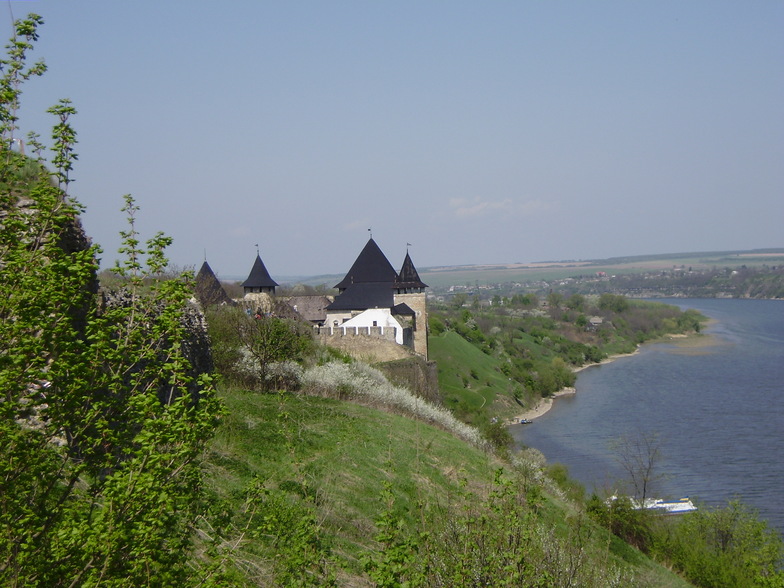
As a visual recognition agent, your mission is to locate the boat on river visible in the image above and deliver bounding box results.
[608,495,697,514]
[642,497,697,514]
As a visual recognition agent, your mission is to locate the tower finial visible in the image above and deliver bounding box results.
[255,243,259,255]
[368,227,372,239]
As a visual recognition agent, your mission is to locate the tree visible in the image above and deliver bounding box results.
[1,16,221,585]
[205,304,313,391]
[566,293,586,312]
[598,293,629,313]
[609,430,664,503]
[547,291,563,310]
[451,292,467,308]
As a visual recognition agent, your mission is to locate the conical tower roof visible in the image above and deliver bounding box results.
[241,254,278,289]
[333,238,397,290]
[394,251,428,290]
[195,261,233,306]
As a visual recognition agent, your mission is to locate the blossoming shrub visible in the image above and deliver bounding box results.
[302,361,489,451]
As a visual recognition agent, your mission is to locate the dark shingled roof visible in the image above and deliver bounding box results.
[392,302,415,316]
[394,252,428,290]
[241,254,279,289]
[194,261,234,307]
[326,282,394,311]
[333,238,397,290]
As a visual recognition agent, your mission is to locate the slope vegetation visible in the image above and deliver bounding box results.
[202,377,693,586]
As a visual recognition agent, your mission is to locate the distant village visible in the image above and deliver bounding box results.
[194,238,430,361]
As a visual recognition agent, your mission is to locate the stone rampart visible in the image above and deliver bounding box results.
[315,325,398,342]
[376,357,441,405]
[315,326,414,362]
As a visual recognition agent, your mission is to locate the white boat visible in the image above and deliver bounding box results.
[640,497,697,514]
[608,495,697,514]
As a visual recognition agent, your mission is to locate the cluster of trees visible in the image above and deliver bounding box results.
[573,265,784,299]
[1,16,223,585]
[587,495,784,587]
[204,303,314,391]
[429,292,706,424]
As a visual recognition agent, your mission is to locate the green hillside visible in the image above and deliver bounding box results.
[430,331,523,420]
[203,381,694,586]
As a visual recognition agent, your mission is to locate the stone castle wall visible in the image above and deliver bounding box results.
[315,326,415,362]
[393,291,428,359]
[376,357,441,405]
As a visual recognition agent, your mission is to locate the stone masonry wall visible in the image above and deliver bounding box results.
[316,327,414,363]
[376,356,441,405]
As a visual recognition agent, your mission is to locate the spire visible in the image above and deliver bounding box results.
[195,260,233,306]
[394,251,428,290]
[333,237,397,290]
[241,253,278,290]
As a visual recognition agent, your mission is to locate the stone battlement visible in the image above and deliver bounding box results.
[315,325,398,342]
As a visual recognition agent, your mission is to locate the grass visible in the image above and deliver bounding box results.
[428,331,520,420]
[202,379,694,586]
[205,384,500,574]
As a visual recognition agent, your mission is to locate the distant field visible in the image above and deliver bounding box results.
[271,248,784,289]
[419,249,784,289]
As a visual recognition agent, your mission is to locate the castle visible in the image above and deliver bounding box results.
[196,238,429,361]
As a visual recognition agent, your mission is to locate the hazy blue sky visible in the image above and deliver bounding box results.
[10,1,784,280]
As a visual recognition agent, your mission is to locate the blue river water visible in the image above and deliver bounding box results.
[510,298,784,534]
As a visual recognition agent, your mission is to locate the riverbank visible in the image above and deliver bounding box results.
[508,329,717,425]
[507,350,638,425]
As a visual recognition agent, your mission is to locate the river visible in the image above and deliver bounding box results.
[510,298,784,534]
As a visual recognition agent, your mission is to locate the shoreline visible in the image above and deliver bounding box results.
[507,350,638,424]
[508,329,717,425]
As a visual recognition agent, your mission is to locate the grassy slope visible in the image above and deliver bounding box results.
[429,331,522,420]
[206,386,498,576]
[204,382,692,586]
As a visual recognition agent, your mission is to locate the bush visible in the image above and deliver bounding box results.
[587,494,654,552]
[653,500,784,587]
[302,361,490,451]
[205,306,313,391]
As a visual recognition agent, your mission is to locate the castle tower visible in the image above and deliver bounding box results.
[393,251,428,359]
[241,253,278,305]
[194,260,233,307]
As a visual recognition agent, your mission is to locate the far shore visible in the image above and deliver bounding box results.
[507,328,718,425]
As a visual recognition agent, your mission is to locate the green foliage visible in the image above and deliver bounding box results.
[653,501,784,588]
[429,294,703,424]
[428,314,446,336]
[362,482,428,588]
[546,463,585,503]
[587,495,654,552]
[598,293,630,313]
[204,305,313,391]
[238,479,336,587]
[362,468,637,586]
[1,17,220,586]
[481,419,515,456]
[206,367,694,585]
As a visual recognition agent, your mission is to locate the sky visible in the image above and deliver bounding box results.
[8,1,784,280]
